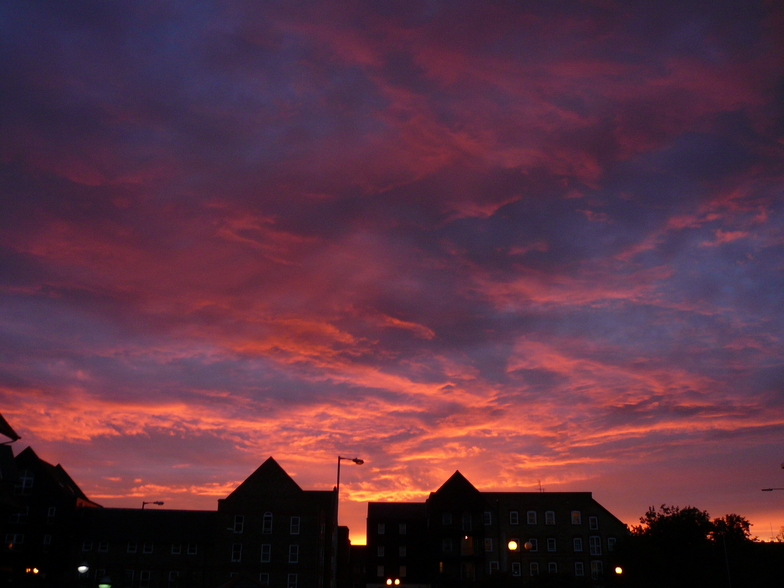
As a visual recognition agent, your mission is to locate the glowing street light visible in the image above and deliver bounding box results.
[615,566,623,574]
[385,579,400,586]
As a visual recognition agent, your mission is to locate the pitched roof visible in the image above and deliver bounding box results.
[428,470,485,509]
[0,413,20,442]
[15,446,100,505]
[222,457,303,503]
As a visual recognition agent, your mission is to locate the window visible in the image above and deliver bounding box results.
[571,511,581,525]
[512,562,521,576]
[128,542,138,554]
[168,571,178,588]
[575,562,584,576]
[99,541,109,552]
[484,538,493,552]
[530,562,539,576]
[442,538,453,552]
[527,510,537,525]
[589,536,601,556]
[234,515,244,533]
[461,536,474,556]
[545,511,555,525]
[442,512,452,525]
[82,541,93,551]
[377,546,385,557]
[143,543,153,554]
[262,512,273,534]
[399,546,406,557]
[607,537,616,552]
[591,560,603,580]
[510,511,519,525]
[573,538,583,552]
[489,561,499,573]
[399,523,406,535]
[124,570,134,587]
[140,571,151,588]
[378,523,385,535]
[14,470,33,495]
[261,543,271,562]
[548,562,557,574]
[232,543,242,562]
[171,544,181,555]
[399,565,406,577]
[377,566,384,577]
[259,573,269,586]
[287,574,297,588]
[589,516,598,530]
[462,512,472,531]
[5,534,23,550]
[187,544,197,555]
[288,544,298,563]
[10,506,29,524]
[483,511,492,525]
[47,506,56,517]
[547,538,556,552]
[528,538,538,551]
[43,535,52,545]
[290,516,300,535]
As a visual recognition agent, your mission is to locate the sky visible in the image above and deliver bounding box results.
[1,0,783,545]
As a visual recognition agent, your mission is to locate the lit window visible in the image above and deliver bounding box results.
[573,538,583,552]
[377,546,385,557]
[290,516,300,535]
[399,546,406,557]
[171,544,181,555]
[510,511,519,525]
[545,511,555,525]
[378,523,385,535]
[530,562,539,576]
[288,544,298,563]
[575,562,584,576]
[548,562,557,574]
[399,523,406,535]
[262,512,273,534]
[547,538,556,552]
[287,573,297,588]
[484,538,493,552]
[232,543,242,562]
[589,516,598,530]
[511,562,521,576]
[589,536,601,556]
[591,560,603,580]
[571,511,581,525]
[527,511,537,525]
[5,534,23,551]
[234,515,244,534]
[261,544,271,563]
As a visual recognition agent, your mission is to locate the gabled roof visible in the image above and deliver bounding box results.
[14,446,101,506]
[222,457,304,504]
[0,413,20,442]
[428,470,485,509]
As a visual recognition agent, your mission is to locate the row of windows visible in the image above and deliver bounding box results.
[505,560,604,579]
[231,543,301,564]
[376,523,406,535]
[8,506,57,524]
[437,510,598,528]
[231,514,301,535]
[376,565,407,578]
[442,535,614,555]
[82,542,198,555]
[376,546,407,557]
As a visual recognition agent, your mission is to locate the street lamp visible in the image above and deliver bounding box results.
[332,456,363,588]
[761,488,784,491]
[386,579,401,586]
[141,501,164,509]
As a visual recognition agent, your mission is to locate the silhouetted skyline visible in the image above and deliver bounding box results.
[1,1,783,544]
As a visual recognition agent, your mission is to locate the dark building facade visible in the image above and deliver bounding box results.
[365,471,628,587]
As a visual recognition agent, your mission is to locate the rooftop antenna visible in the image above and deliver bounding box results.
[538,479,543,493]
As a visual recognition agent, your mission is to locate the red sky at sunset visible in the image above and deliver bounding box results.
[1,1,783,545]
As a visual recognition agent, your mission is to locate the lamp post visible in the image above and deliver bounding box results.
[761,488,784,491]
[141,501,164,509]
[332,456,363,588]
